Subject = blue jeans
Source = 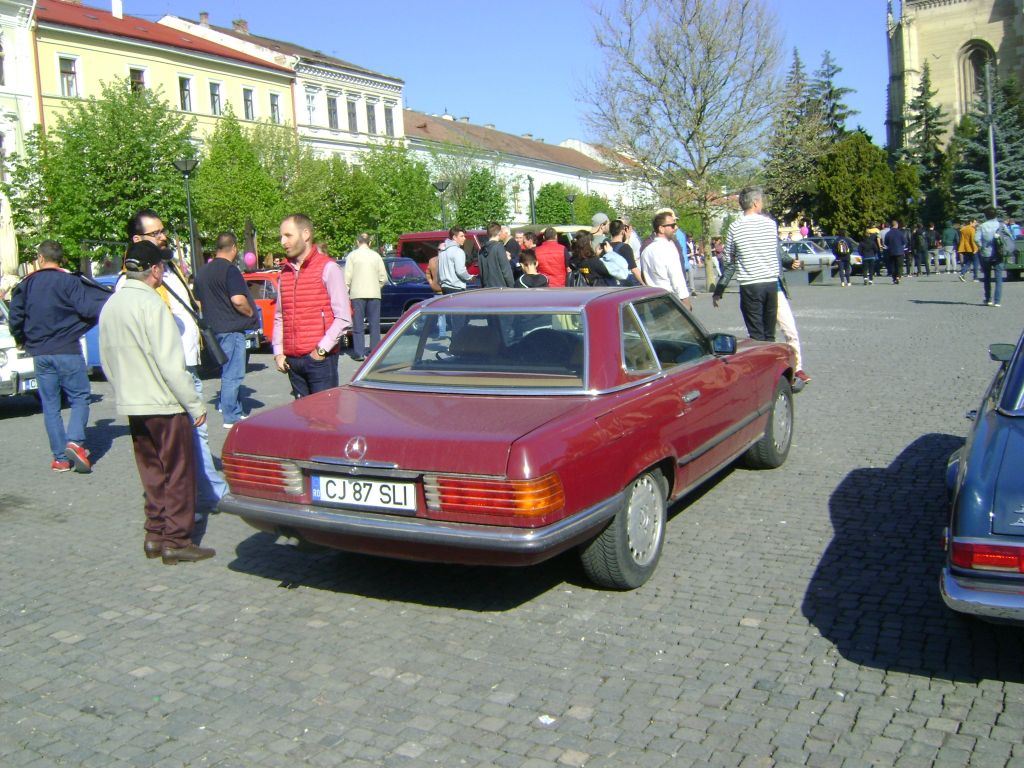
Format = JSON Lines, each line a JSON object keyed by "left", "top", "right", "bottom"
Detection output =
{"left": 188, "top": 367, "right": 228, "bottom": 542}
{"left": 982, "top": 260, "right": 1003, "bottom": 304}
{"left": 285, "top": 353, "right": 339, "bottom": 398}
{"left": 351, "top": 298, "right": 381, "bottom": 357}
{"left": 215, "top": 331, "right": 247, "bottom": 423}
{"left": 35, "top": 353, "right": 91, "bottom": 461}
{"left": 960, "top": 252, "right": 980, "bottom": 279}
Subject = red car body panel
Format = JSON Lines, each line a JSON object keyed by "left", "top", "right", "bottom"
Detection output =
{"left": 220, "top": 287, "right": 794, "bottom": 570}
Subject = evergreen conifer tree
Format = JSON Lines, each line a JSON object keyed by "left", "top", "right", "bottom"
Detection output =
{"left": 902, "top": 62, "right": 950, "bottom": 225}
{"left": 810, "top": 50, "right": 858, "bottom": 140}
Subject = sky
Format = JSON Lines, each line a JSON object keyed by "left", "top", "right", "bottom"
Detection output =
{"left": 121, "top": 0, "right": 893, "bottom": 148}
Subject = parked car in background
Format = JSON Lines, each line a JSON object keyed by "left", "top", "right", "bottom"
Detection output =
{"left": 396, "top": 229, "right": 485, "bottom": 274}
{"left": 0, "top": 299, "right": 36, "bottom": 397}
{"left": 220, "top": 286, "right": 797, "bottom": 590}
{"left": 805, "top": 236, "right": 863, "bottom": 273}
{"left": 781, "top": 239, "right": 835, "bottom": 269}
{"left": 243, "top": 255, "right": 436, "bottom": 346}
{"left": 942, "top": 331, "right": 1024, "bottom": 624}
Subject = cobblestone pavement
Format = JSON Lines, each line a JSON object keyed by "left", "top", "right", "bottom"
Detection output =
{"left": 2, "top": 271, "right": 1024, "bottom": 768}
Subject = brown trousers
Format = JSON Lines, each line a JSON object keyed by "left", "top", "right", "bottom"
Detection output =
{"left": 129, "top": 413, "right": 196, "bottom": 546}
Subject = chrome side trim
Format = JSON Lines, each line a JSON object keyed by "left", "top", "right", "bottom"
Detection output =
{"left": 220, "top": 490, "right": 627, "bottom": 554}
{"left": 676, "top": 403, "right": 769, "bottom": 467}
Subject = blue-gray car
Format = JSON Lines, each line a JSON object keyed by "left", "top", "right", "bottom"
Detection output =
{"left": 942, "top": 330, "right": 1024, "bottom": 622}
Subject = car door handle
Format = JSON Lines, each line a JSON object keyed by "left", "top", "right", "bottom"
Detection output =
{"left": 682, "top": 390, "right": 701, "bottom": 403}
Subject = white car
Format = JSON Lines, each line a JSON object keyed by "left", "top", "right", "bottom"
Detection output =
{"left": 780, "top": 239, "right": 834, "bottom": 268}
{"left": 0, "top": 300, "right": 36, "bottom": 397}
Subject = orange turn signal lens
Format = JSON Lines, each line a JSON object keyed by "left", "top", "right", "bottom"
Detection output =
{"left": 424, "top": 472, "right": 565, "bottom": 520}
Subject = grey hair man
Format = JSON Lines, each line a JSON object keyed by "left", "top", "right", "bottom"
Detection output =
{"left": 712, "top": 186, "right": 781, "bottom": 341}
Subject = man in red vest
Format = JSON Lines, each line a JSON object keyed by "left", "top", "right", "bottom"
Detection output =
{"left": 273, "top": 214, "right": 352, "bottom": 398}
{"left": 534, "top": 227, "right": 570, "bottom": 287}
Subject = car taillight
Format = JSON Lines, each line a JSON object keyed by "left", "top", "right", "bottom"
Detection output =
{"left": 423, "top": 472, "right": 565, "bottom": 525}
{"left": 223, "top": 453, "right": 304, "bottom": 496}
{"left": 950, "top": 541, "right": 1024, "bottom": 572}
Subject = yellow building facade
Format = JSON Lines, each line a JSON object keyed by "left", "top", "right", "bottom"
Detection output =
{"left": 34, "top": 0, "right": 295, "bottom": 140}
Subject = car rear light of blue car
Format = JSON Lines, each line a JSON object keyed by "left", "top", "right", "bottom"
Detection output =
{"left": 951, "top": 540, "right": 1024, "bottom": 573}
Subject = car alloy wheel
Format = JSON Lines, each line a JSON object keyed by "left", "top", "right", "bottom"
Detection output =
{"left": 626, "top": 473, "right": 664, "bottom": 567}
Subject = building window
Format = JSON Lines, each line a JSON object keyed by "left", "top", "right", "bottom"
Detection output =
{"left": 129, "top": 68, "right": 145, "bottom": 93}
{"left": 243, "top": 88, "right": 255, "bottom": 120}
{"left": 959, "top": 42, "right": 996, "bottom": 115}
{"left": 327, "top": 97, "right": 339, "bottom": 130}
{"left": 384, "top": 105, "right": 394, "bottom": 137}
{"left": 59, "top": 57, "right": 78, "bottom": 98}
{"left": 366, "top": 102, "right": 377, "bottom": 135}
{"left": 179, "top": 77, "right": 192, "bottom": 111}
{"left": 270, "top": 93, "right": 281, "bottom": 124}
{"left": 209, "top": 82, "right": 221, "bottom": 115}
{"left": 347, "top": 99, "right": 358, "bottom": 132}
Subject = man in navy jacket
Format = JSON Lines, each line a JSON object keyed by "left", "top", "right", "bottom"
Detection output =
{"left": 9, "top": 240, "right": 110, "bottom": 472}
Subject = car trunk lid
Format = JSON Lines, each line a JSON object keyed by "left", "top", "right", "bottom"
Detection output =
{"left": 229, "top": 386, "right": 591, "bottom": 477}
{"left": 992, "top": 423, "right": 1024, "bottom": 536}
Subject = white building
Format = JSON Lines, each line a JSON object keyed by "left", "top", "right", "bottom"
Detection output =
{"left": 159, "top": 13, "right": 404, "bottom": 162}
{"left": 0, "top": 0, "right": 39, "bottom": 166}
{"left": 404, "top": 110, "right": 641, "bottom": 225}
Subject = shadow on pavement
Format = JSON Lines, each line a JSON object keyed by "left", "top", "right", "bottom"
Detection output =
{"left": 86, "top": 417, "right": 130, "bottom": 464}
{"left": 908, "top": 299, "right": 986, "bottom": 306}
{"left": 227, "top": 531, "right": 580, "bottom": 610}
{"left": 802, "top": 433, "right": 1024, "bottom": 683}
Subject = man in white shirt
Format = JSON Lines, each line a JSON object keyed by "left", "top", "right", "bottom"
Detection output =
{"left": 640, "top": 211, "right": 692, "bottom": 311}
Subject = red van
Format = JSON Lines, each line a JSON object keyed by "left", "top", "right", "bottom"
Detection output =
{"left": 396, "top": 229, "right": 486, "bottom": 274}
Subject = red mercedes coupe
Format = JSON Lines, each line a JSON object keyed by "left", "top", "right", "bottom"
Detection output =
{"left": 220, "top": 287, "right": 796, "bottom": 589}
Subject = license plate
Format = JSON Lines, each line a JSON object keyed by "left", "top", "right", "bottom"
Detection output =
{"left": 311, "top": 475, "right": 416, "bottom": 513}
{"left": 245, "top": 338, "right": 257, "bottom": 349}
{"left": 20, "top": 378, "right": 37, "bottom": 392}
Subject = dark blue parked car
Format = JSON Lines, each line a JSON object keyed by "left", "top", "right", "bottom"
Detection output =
{"left": 942, "top": 329, "right": 1024, "bottom": 622}
{"left": 335, "top": 255, "right": 438, "bottom": 330}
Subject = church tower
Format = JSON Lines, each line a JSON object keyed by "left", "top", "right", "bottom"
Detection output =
{"left": 886, "top": 0, "right": 1024, "bottom": 149}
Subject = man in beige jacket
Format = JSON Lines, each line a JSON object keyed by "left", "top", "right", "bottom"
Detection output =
{"left": 343, "top": 233, "right": 387, "bottom": 362}
{"left": 99, "top": 241, "right": 214, "bottom": 565}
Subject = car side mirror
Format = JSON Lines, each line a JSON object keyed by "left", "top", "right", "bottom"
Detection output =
{"left": 709, "top": 333, "right": 737, "bottom": 356}
{"left": 989, "top": 343, "right": 1015, "bottom": 362}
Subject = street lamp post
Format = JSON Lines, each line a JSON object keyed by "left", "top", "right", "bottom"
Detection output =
{"left": 173, "top": 157, "right": 199, "bottom": 276}
{"left": 527, "top": 175, "right": 536, "bottom": 225}
{"left": 433, "top": 180, "right": 450, "bottom": 228}
{"left": 566, "top": 193, "right": 576, "bottom": 225}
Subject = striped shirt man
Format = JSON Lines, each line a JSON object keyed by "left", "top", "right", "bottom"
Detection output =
{"left": 712, "top": 188, "right": 780, "bottom": 342}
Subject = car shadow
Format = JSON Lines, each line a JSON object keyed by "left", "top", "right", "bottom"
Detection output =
{"left": 0, "top": 393, "right": 41, "bottom": 418}
{"left": 802, "top": 433, "right": 1024, "bottom": 683}
{"left": 227, "top": 531, "right": 581, "bottom": 610}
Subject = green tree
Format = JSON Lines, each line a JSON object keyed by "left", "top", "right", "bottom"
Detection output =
{"left": 810, "top": 50, "right": 858, "bottom": 140}
{"left": 455, "top": 167, "right": 509, "bottom": 227}
{"left": 952, "top": 77, "right": 1024, "bottom": 218}
{"left": 535, "top": 182, "right": 578, "bottom": 224}
{"left": 764, "top": 48, "right": 830, "bottom": 224}
{"left": 813, "top": 131, "right": 895, "bottom": 235}
{"left": 344, "top": 144, "right": 438, "bottom": 247}
{"left": 891, "top": 159, "right": 922, "bottom": 224}
{"left": 3, "top": 127, "right": 49, "bottom": 262}
{"left": 902, "top": 62, "right": 950, "bottom": 225}
{"left": 193, "top": 108, "right": 285, "bottom": 257}
{"left": 11, "top": 79, "right": 196, "bottom": 266}
{"left": 575, "top": 192, "right": 616, "bottom": 228}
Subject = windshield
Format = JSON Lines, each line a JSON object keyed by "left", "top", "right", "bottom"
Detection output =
{"left": 387, "top": 257, "right": 427, "bottom": 284}
{"left": 358, "top": 311, "right": 586, "bottom": 391}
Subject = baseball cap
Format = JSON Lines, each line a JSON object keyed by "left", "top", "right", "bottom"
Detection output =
{"left": 591, "top": 212, "right": 609, "bottom": 228}
{"left": 123, "top": 240, "right": 165, "bottom": 272}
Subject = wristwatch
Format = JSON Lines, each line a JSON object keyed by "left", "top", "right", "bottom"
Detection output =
{"left": 315, "top": 346, "right": 327, "bottom": 357}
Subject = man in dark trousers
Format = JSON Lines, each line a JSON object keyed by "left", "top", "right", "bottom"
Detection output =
{"left": 193, "top": 232, "right": 257, "bottom": 427}
{"left": 478, "top": 222, "right": 514, "bottom": 288}
{"left": 99, "top": 241, "right": 213, "bottom": 564}
{"left": 9, "top": 240, "right": 109, "bottom": 472}
{"left": 883, "top": 219, "right": 908, "bottom": 284}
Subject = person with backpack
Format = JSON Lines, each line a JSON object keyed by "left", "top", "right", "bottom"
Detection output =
{"left": 977, "top": 207, "right": 1015, "bottom": 307}
{"left": 830, "top": 229, "right": 853, "bottom": 287}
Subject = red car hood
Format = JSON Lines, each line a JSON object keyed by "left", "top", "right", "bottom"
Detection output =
{"left": 226, "top": 385, "right": 590, "bottom": 476}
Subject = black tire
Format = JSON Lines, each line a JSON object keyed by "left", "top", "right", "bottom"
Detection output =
{"left": 744, "top": 377, "right": 793, "bottom": 469}
{"left": 580, "top": 470, "right": 667, "bottom": 590}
